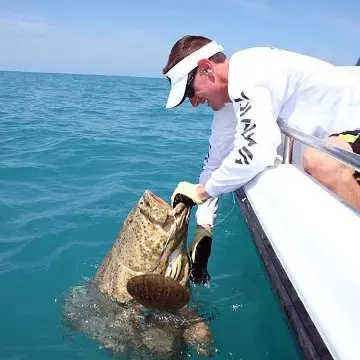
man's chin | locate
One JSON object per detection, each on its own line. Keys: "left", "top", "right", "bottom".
{"left": 212, "top": 104, "right": 224, "bottom": 111}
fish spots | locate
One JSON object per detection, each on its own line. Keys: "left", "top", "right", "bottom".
{"left": 92, "top": 191, "right": 191, "bottom": 302}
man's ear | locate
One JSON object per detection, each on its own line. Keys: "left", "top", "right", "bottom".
{"left": 197, "top": 59, "right": 213, "bottom": 77}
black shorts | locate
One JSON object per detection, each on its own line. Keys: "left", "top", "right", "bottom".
{"left": 329, "top": 130, "right": 360, "bottom": 184}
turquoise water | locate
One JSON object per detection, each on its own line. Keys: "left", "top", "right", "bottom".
{"left": 0, "top": 71, "right": 302, "bottom": 360}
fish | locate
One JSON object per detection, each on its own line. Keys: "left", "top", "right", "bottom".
{"left": 63, "top": 190, "right": 212, "bottom": 359}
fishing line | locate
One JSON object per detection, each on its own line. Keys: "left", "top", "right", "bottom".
{"left": 213, "top": 192, "right": 236, "bottom": 228}
{"left": 160, "top": 193, "right": 236, "bottom": 268}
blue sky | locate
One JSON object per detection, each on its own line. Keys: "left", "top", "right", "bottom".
{"left": 0, "top": 0, "right": 359, "bottom": 77}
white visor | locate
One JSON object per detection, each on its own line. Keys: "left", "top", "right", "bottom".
{"left": 165, "top": 41, "right": 224, "bottom": 108}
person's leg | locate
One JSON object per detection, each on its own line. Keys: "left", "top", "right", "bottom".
{"left": 303, "top": 132, "right": 360, "bottom": 211}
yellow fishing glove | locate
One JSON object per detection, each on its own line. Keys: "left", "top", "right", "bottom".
{"left": 171, "top": 181, "right": 204, "bottom": 208}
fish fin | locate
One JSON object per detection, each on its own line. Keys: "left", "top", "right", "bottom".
{"left": 126, "top": 274, "right": 189, "bottom": 311}
{"left": 165, "top": 249, "right": 183, "bottom": 281}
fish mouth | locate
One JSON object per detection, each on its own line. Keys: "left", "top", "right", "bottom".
{"left": 126, "top": 274, "right": 189, "bottom": 311}
{"left": 147, "top": 191, "right": 171, "bottom": 208}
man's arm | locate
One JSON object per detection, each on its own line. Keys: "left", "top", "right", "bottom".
{"left": 196, "top": 103, "right": 237, "bottom": 226}
{"left": 204, "top": 89, "right": 282, "bottom": 198}
{"left": 192, "top": 105, "right": 237, "bottom": 284}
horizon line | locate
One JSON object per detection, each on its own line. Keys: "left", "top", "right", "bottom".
{"left": 0, "top": 69, "right": 164, "bottom": 79}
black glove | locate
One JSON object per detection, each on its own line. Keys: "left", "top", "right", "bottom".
{"left": 171, "top": 182, "right": 204, "bottom": 208}
{"left": 189, "top": 228, "right": 213, "bottom": 284}
{"left": 172, "top": 193, "right": 196, "bottom": 208}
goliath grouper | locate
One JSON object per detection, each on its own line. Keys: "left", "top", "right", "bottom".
{"left": 63, "top": 191, "right": 212, "bottom": 359}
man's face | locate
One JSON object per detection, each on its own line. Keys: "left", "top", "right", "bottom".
{"left": 189, "top": 63, "right": 227, "bottom": 111}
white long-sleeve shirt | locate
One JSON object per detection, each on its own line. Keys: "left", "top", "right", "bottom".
{"left": 195, "top": 47, "right": 360, "bottom": 227}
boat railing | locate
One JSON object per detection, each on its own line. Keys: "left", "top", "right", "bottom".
{"left": 278, "top": 122, "right": 360, "bottom": 173}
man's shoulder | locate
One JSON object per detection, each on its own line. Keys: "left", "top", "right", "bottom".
{"left": 231, "top": 46, "right": 275, "bottom": 54}
{"left": 230, "top": 47, "right": 280, "bottom": 61}
{"left": 229, "top": 47, "right": 329, "bottom": 65}
{"left": 227, "top": 47, "right": 287, "bottom": 97}
{"left": 228, "top": 47, "right": 286, "bottom": 77}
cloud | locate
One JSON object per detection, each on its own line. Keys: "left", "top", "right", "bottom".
{"left": 238, "top": 0, "right": 272, "bottom": 19}
{"left": 0, "top": 17, "right": 58, "bottom": 38}
{"left": 321, "top": 14, "right": 360, "bottom": 38}
{"left": 0, "top": 15, "right": 170, "bottom": 76}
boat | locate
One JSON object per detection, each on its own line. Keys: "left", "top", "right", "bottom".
{"left": 235, "top": 66, "right": 360, "bottom": 360}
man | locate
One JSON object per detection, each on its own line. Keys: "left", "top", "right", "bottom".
{"left": 163, "top": 35, "right": 360, "bottom": 284}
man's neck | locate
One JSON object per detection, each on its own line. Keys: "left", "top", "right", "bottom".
{"left": 216, "top": 60, "right": 230, "bottom": 103}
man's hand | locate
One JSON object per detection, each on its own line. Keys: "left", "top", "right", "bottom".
{"left": 171, "top": 182, "right": 209, "bottom": 208}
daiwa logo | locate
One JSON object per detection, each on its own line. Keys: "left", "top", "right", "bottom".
{"left": 234, "top": 92, "right": 257, "bottom": 165}
{"left": 234, "top": 91, "right": 250, "bottom": 102}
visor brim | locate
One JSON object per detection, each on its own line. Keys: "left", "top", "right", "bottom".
{"left": 165, "top": 76, "right": 188, "bottom": 109}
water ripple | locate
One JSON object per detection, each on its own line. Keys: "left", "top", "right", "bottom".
{"left": 0, "top": 71, "right": 302, "bottom": 360}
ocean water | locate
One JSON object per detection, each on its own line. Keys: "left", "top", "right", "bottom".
{"left": 0, "top": 71, "right": 302, "bottom": 360}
